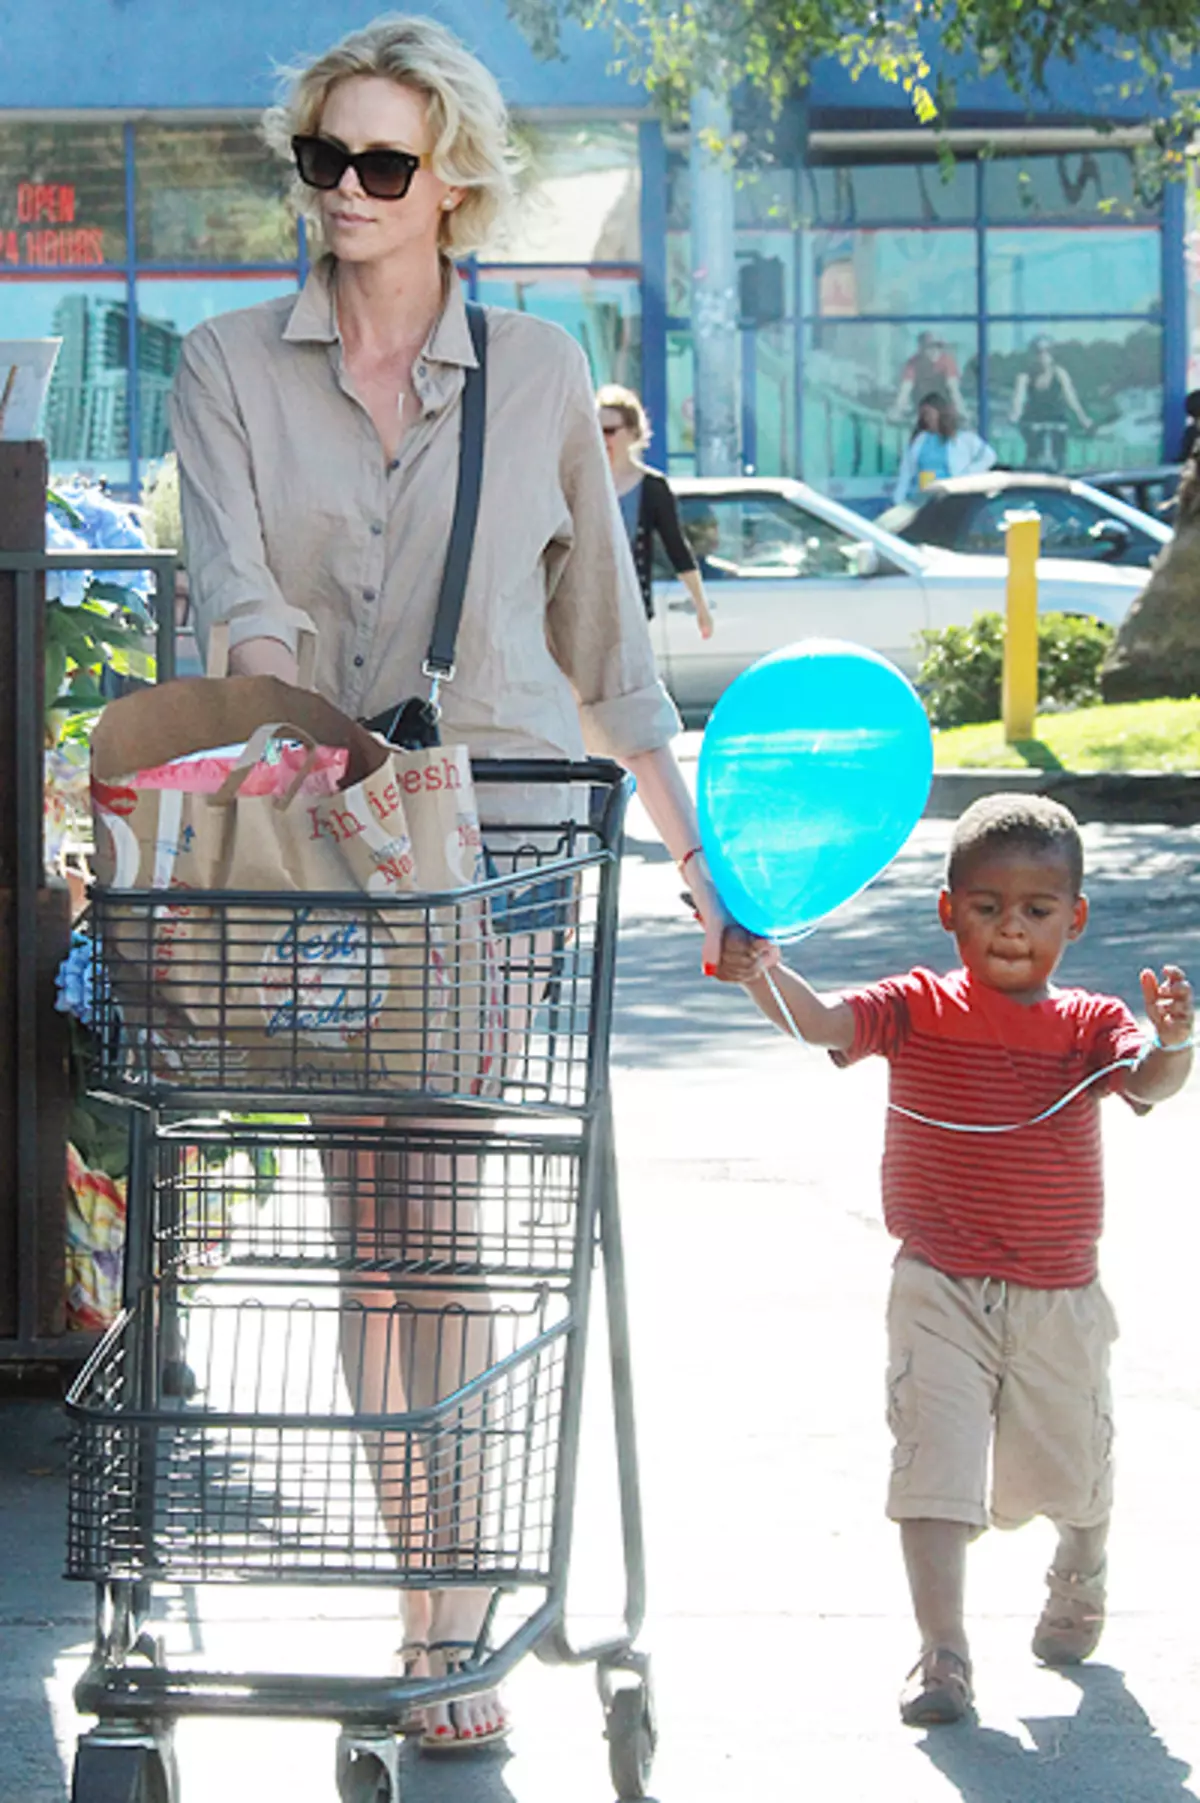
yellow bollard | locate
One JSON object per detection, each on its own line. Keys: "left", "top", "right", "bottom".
{"left": 1002, "top": 512, "right": 1040, "bottom": 743}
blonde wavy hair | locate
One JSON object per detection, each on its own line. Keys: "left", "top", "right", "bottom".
{"left": 596, "top": 384, "right": 650, "bottom": 449}
{"left": 262, "top": 13, "right": 517, "bottom": 257}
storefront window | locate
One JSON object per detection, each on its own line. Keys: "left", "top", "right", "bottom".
{"left": 0, "top": 122, "right": 126, "bottom": 267}
{"left": 986, "top": 228, "right": 1160, "bottom": 316}
{"left": 1186, "top": 160, "right": 1200, "bottom": 392}
{"left": 666, "top": 329, "right": 695, "bottom": 472}
{"left": 0, "top": 278, "right": 131, "bottom": 485}
{"left": 745, "top": 318, "right": 794, "bottom": 475}
{"left": 662, "top": 319, "right": 794, "bottom": 481}
{"left": 474, "top": 268, "right": 641, "bottom": 388}
{"left": 802, "top": 321, "right": 980, "bottom": 498}
{"left": 986, "top": 321, "right": 1163, "bottom": 473}
{"left": 498, "top": 122, "right": 640, "bottom": 262}
{"left": 802, "top": 229, "right": 977, "bottom": 317}
{"left": 735, "top": 166, "right": 798, "bottom": 229}
{"left": 135, "top": 276, "right": 299, "bottom": 462}
{"left": 984, "top": 150, "right": 1160, "bottom": 222}
{"left": 802, "top": 160, "right": 976, "bottom": 225}
{"left": 134, "top": 124, "right": 296, "bottom": 265}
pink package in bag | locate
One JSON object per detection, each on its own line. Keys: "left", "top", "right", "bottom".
{"left": 131, "top": 738, "right": 349, "bottom": 799}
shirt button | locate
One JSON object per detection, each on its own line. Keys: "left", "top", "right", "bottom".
{"left": 353, "top": 655, "right": 365, "bottom": 668}
{"left": 363, "top": 588, "right": 376, "bottom": 601}
{"left": 370, "top": 522, "right": 383, "bottom": 536}
{"left": 416, "top": 361, "right": 427, "bottom": 378}
{"left": 388, "top": 459, "right": 400, "bottom": 473}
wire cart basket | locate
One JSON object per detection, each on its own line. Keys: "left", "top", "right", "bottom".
{"left": 65, "top": 760, "right": 657, "bottom": 1803}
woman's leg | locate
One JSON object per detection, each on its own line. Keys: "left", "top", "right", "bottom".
{"left": 324, "top": 1125, "right": 506, "bottom": 1743}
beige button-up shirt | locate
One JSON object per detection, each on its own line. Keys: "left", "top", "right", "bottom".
{"left": 170, "top": 257, "right": 679, "bottom": 772}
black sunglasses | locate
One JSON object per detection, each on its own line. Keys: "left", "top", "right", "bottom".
{"left": 292, "top": 134, "right": 426, "bottom": 201}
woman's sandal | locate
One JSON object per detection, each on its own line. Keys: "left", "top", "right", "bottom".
{"left": 1032, "top": 1562, "right": 1107, "bottom": 1666}
{"left": 899, "top": 1646, "right": 974, "bottom": 1726}
{"left": 419, "top": 1639, "right": 510, "bottom": 1754}
{"left": 391, "top": 1640, "right": 430, "bottom": 1737}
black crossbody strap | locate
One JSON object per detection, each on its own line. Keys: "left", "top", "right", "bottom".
{"left": 423, "top": 299, "right": 488, "bottom": 683}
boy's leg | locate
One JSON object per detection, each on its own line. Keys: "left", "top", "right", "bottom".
{"left": 1032, "top": 1517, "right": 1109, "bottom": 1665}
{"left": 989, "top": 1280, "right": 1117, "bottom": 1666}
{"left": 899, "top": 1520, "right": 974, "bottom": 1723}
{"left": 887, "top": 1261, "right": 1002, "bottom": 1722}
{"left": 901, "top": 1519, "right": 972, "bottom": 1665}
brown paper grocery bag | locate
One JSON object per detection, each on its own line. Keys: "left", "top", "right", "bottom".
{"left": 386, "top": 745, "right": 504, "bottom": 1097}
{"left": 88, "top": 677, "right": 496, "bottom": 1097}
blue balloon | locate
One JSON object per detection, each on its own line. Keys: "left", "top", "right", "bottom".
{"left": 697, "top": 639, "right": 933, "bottom": 940}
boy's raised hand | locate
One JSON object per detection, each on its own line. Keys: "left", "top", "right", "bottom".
{"left": 1139, "top": 964, "right": 1194, "bottom": 1048}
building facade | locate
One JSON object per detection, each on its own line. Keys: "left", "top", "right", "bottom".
{"left": 0, "top": 0, "right": 1190, "bottom": 504}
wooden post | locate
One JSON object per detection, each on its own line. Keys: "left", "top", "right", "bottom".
{"left": 1003, "top": 512, "right": 1041, "bottom": 744}
{"left": 0, "top": 441, "right": 71, "bottom": 1349}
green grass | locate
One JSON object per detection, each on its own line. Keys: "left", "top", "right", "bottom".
{"left": 934, "top": 698, "right": 1200, "bottom": 772}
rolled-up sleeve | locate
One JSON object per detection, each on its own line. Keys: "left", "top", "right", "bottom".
{"left": 543, "top": 349, "right": 679, "bottom": 758}
{"left": 170, "top": 325, "right": 315, "bottom": 661}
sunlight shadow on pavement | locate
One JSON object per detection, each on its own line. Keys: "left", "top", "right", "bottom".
{"left": 918, "top": 1664, "right": 1194, "bottom": 1803}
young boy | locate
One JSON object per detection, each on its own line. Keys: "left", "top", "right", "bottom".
{"left": 738, "top": 795, "right": 1193, "bottom": 1724}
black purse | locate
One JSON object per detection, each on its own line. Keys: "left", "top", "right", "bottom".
{"left": 361, "top": 300, "right": 488, "bottom": 749}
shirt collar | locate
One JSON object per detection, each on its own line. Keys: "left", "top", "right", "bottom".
{"left": 282, "top": 254, "right": 478, "bottom": 369}
{"left": 282, "top": 255, "right": 339, "bottom": 344}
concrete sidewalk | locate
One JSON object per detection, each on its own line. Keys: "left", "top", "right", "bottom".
{"left": 4, "top": 811, "right": 1200, "bottom": 1801}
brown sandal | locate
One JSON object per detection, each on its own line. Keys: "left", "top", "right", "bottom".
{"left": 1032, "top": 1562, "right": 1106, "bottom": 1666}
{"left": 900, "top": 1646, "right": 974, "bottom": 1726}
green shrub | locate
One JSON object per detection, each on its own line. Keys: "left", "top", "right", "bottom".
{"left": 916, "top": 611, "right": 1115, "bottom": 728}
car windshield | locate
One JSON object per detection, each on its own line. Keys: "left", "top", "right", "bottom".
{"left": 674, "top": 493, "right": 867, "bottom": 579}
{"left": 875, "top": 501, "right": 919, "bottom": 536}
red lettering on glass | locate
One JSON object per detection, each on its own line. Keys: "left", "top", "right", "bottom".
{"left": 15, "top": 182, "right": 81, "bottom": 226}
{"left": 21, "top": 228, "right": 104, "bottom": 267}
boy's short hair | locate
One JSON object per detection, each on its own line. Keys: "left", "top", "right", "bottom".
{"left": 946, "top": 793, "right": 1084, "bottom": 894}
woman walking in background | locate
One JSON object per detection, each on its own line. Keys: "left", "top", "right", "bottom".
{"left": 597, "top": 384, "right": 713, "bottom": 638}
{"left": 893, "top": 393, "right": 996, "bottom": 505}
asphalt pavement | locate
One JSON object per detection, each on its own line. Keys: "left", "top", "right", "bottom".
{"left": 3, "top": 764, "right": 1200, "bottom": 1802}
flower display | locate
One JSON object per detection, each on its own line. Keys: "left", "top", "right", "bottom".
{"left": 56, "top": 930, "right": 97, "bottom": 1029}
{"left": 65, "top": 1144, "right": 126, "bottom": 1332}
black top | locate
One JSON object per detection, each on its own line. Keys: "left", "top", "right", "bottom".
{"left": 628, "top": 466, "right": 698, "bottom": 618}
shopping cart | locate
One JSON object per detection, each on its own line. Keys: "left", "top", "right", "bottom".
{"left": 65, "top": 759, "right": 656, "bottom": 1803}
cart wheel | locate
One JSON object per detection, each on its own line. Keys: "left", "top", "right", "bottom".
{"left": 606, "top": 1684, "right": 656, "bottom": 1801}
{"left": 336, "top": 1750, "right": 394, "bottom": 1803}
{"left": 71, "top": 1739, "right": 171, "bottom": 1803}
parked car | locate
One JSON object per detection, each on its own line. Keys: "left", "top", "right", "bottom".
{"left": 876, "top": 473, "right": 1170, "bottom": 570}
{"left": 1082, "top": 464, "right": 1182, "bottom": 521}
{"left": 651, "top": 477, "right": 1148, "bottom": 719}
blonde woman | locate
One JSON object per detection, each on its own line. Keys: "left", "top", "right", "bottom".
{"left": 597, "top": 383, "right": 713, "bottom": 637}
{"left": 170, "top": 12, "right": 767, "bottom": 1753}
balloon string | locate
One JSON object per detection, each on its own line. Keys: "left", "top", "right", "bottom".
{"left": 761, "top": 966, "right": 1147, "bottom": 1135}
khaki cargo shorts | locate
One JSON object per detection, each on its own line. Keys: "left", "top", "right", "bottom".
{"left": 885, "top": 1255, "right": 1118, "bottom": 1532}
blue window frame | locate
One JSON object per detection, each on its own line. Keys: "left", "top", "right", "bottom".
{"left": 663, "top": 144, "right": 1171, "bottom": 494}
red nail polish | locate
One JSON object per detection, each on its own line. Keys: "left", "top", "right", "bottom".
{"left": 703, "top": 960, "right": 717, "bottom": 977}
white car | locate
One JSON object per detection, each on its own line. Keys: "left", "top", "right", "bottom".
{"left": 651, "top": 477, "right": 1148, "bottom": 719}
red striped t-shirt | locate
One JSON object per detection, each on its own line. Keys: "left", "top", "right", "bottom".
{"left": 835, "top": 968, "right": 1146, "bottom": 1287}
